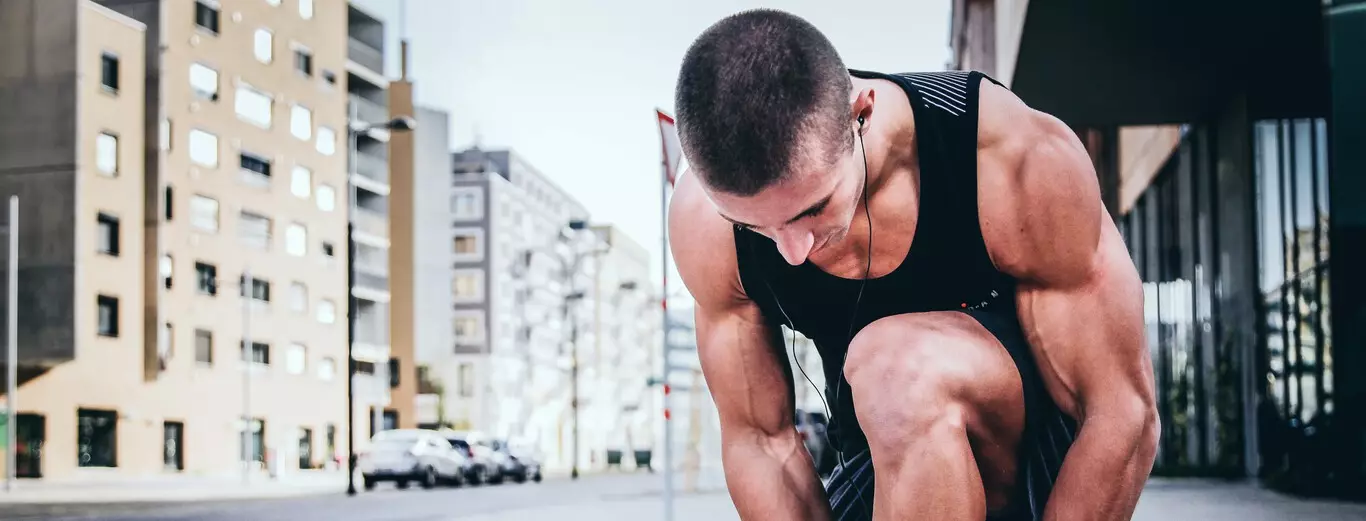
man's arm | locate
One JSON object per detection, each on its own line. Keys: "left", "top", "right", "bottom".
{"left": 669, "top": 172, "right": 830, "bottom": 520}
{"left": 978, "top": 83, "right": 1160, "bottom": 520}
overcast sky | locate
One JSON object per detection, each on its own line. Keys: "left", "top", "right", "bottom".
{"left": 353, "top": 0, "right": 952, "bottom": 298}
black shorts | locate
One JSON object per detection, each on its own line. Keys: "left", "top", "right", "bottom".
{"left": 824, "top": 309, "right": 1079, "bottom": 521}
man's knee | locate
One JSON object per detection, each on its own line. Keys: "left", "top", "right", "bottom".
{"left": 844, "top": 314, "right": 975, "bottom": 446}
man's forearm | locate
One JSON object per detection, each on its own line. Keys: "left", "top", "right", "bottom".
{"left": 722, "top": 434, "right": 831, "bottom": 520}
{"left": 1044, "top": 411, "right": 1159, "bottom": 520}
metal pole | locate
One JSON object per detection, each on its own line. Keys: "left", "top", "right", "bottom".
{"left": 374, "top": 361, "right": 385, "bottom": 435}
{"left": 242, "top": 266, "right": 251, "bottom": 485}
{"left": 6, "top": 196, "right": 18, "bottom": 492}
{"left": 346, "top": 127, "right": 360, "bottom": 496}
{"left": 570, "top": 294, "right": 580, "bottom": 480}
{"left": 660, "top": 164, "right": 674, "bottom": 521}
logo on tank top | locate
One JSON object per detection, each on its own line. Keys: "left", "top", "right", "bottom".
{"left": 960, "top": 289, "right": 1001, "bottom": 311}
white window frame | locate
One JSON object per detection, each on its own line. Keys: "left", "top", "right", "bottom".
{"left": 317, "top": 299, "right": 336, "bottom": 324}
{"left": 285, "top": 343, "right": 306, "bottom": 375}
{"left": 253, "top": 28, "right": 273, "bottom": 64}
{"left": 315, "top": 184, "right": 336, "bottom": 212}
{"left": 189, "top": 62, "right": 219, "bottom": 100}
{"left": 450, "top": 187, "right": 484, "bottom": 220}
{"left": 452, "top": 310, "right": 486, "bottom": 344}
{"left": 451, "top": 227, "right": 485, "bottom": 263}
{"left": 96, "top": 132, "right": 118, "bottom": 176}
{"left": 288, "top": 282, "right": 308, "bottom": 314}
{"left": 285, "top": 222, "right": 307, "bottom": 257}
{"left": 315, "top": 126, "right": 335, "bottom": 155}
{"left": 159, "top": 119, "right": 172, "bottom": 151}
{"left": 189, "top": 195, "right": 219, "bottom": 233}
{"left": 238, "top": 211, "right": 272, "bottom": 250}
{"left": 299, "top": 0, "right": 313, "bottom": 19}
{"left": 290, "top": 104, "right": 312, "bottom": 141}
{"left": 318, "top": 357, "right": 336, "bottom": 381}
{"left": 234, "top": 84, "right": 273, "bottom": 128}
{"left": 291, "top": 165, "right": 312, "bottom": 198}
{"left": 451, "top": 269, "right": 485, "bottom": 304}
{"left": 188, "top": 129, "right": 219, "bottom": 168}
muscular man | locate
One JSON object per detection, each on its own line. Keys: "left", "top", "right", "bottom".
{"left": 667, "top": 10, "right": 1159, "bottom": 520}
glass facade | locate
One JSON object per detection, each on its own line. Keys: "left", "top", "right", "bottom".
{"left": 1118, "top": 118, "right": 1334, "bottom": 479}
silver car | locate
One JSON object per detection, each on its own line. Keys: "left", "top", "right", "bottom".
{"left": 359, "top": 429, "right": 466, "bottom": 490}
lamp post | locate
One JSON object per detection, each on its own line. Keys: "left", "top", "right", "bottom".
{"left": 346, "top": 115, "right": 415, "bottom": 497}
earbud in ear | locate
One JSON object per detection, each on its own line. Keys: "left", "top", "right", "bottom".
{"left": 857, "top": 115, "right": 865, "bottom": 127}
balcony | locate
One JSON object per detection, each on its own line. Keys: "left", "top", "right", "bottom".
{"left": 352, "top": 208, "right": 388, "bottom": 239}
{"left": 353, "top": 148, "right": 389, "bottom": 184}
{"left": 349, "top": 95, "right": 389, "bottom": 127}
{"left": 347, "top": 37, "right": 384, "bottom": 75}
{"left": 355, "top": 271, "right": 389, "bottom": 293}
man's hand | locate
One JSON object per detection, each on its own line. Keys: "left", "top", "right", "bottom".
{"left": 978, "top": 80, "right": 1161, "bottom": 520}
{"left": 669, "top": 171, "right": 831, "bottom": 520}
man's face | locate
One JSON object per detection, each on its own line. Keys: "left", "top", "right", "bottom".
{"left": 703, "top": 132, "right": 864, "bottom": 266}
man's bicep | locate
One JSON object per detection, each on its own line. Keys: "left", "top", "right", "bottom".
{"left": 695, "top": 301, "right": 795, "bottom": 437}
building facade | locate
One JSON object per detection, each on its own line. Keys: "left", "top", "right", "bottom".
{"left": 951, "top": 0, "right": 1366, "bottom": 498}
{"left": 0, "top": 0, "right": 352, "bottom": 478}
{"left": 408, "top": 105, "right": 454, "bottom": 429}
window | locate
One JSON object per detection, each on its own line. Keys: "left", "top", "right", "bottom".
{"left": 322, "top": 70, "right": 337, "bottom": 86}
{"left": 77, "top": 409, "right": 118, "bottom": 468}
{"left": 317, "top": 299, "right": 336, "bottom": 324}
{"left": 388, "top": 358, "right": 400, "bottom": 389}
{"left": 291, "top": 105, "right": 312, "bottom": 140}
{"left": 195, "top": 262, "right": 218, "bottom": 295}
{"left": 458, "top": 363, "right": 474, "bottom": 397}
{"left": 160, "top": 255, "right": 173, "bottom": 289}
{"left": 315, "top": 127, "right": 335, "bottom": 155}
{"left": 451, "top": 190, "right": 482, "bottom": 219}
{"left": 97, "top": 213, "right": 119, "bottom": 256}
{"left": 454, "top": 315, "right": 482, "bottom": 342}
{"left": 96, "top": 132, "right": 118, "bottom": 176}
{"left": 195, "top": 329, "right": 213, "bottom": 365}
{"left": 297, "top": 427, "right": 313, "bottom": 469}
{"left": 318, "top": 357, "right": 336, "bottom": 381}
{"left": 194, "top": 0, "right": 220, "bottom": 34}
{"left": 100, "top": 53, "right": 119, "bottom": 92}
{"left": 453, "top": 233, "right": 478, "bottom": 255}
{"left": 241, "top": 341, "right": 270, "bottom": 365}
{"left": 286, "top": 223, "right": 307, "bottom": 256}
{"left": 97, "top": 295, "right": 119, "bottom": 337}
{"left": 299, "top": 0, "right": 313, "bottom": 19}
{"left": 452, "top": 272, "right": 482, "bottom": 301}
{"left": 164, "top": 185, "right": 174, "bottom": 221}
{"left": 322, "top": 242, "right": 335, "bottom": 258}
{"left": 293, "top": 47, "right": 313, "bottom": 76}
{"left": 240, "top": 275, "right": 271, "bottom": 303}
{"left": 266, "top": 0, "right": 280, "bottom": 6}
{"left": 285, "top": 344, "right": 306, "bottom": 375}
{"left": 239, "top": 212, "right": 272, "bottom": 250}
{"left": 288, "top": 282, "right": 307, "bottom": 313}
{"left": 189, "top": 63, "right": 219, "bottom": 100}
{"left": 188, "top": 129, "right": 218, "bottom": 167}
{"left": 190, "top": 195, "right": 219, "bottom": 232}
{"left": 243, "top": 419, "right": 265, "bottom": 463}
{"left": 235, "top": 85, "right": 272, "bottom": 128}
{"left": 291, "top": 166, "right": 311, "bottom": 198}
{"left": 316, "top": 184, "right": 336, "bottom": 211}
{"left": 253, "top": 29, "right": 273, "bottom": 63}
{"left": 239, "top": 151, "right": 272, "bottom": 186}
{"left": 158, "top": 323, "right": 173, "bottom": 372}
{"left": 160, "top": 119, "right": 172, "bottom": 151}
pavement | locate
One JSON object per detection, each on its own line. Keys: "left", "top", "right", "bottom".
{"left": 0, "top": 471, "right": 1364, "bottom": 520}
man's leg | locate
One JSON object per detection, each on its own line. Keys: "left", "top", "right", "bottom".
{"left": 843, "top": 311, "right": 1027, "bottom": 520}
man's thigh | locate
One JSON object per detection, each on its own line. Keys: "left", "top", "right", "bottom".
{"left": 843, "top": 311, "right": 1027, "bottom": 507}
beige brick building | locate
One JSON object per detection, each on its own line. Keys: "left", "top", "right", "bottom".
{"left": 0, "top": 0, "right": 363, "bottom": 479}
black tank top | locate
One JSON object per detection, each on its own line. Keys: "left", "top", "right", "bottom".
{"left": 733, "top": 69, "right": 1016, "bottom": 451}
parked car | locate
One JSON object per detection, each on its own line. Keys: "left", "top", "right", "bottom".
{"left": 358, "top": 429, "right": 465, "bottom": 490}
{"left": 489, "top": 439, "right": 541, "bottom": 483}
{"left": 443, "top": 430, "right": 499, "bottom": 485}
{"left": 508, "top": 444, "right": 544, "bottom": 483}
{"left": 795, "top": 409, "right": 834, "bottom": 477}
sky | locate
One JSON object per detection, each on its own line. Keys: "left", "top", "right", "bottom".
{"left": 353, "top": 0, "right": 952, "bottom": 299}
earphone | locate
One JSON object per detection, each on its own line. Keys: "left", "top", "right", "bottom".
{"left": 760, "top": 117, "right": 873, "bottom": 515}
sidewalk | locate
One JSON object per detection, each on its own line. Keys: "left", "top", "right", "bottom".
{"left": 0, "top": 469, "right": 346, "bottom": 504}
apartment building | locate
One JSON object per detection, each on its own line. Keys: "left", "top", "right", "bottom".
{"left": 407, "top": 105, "right": 453, "bottom": 429}
{"left": 0, "top": 0, "right": 350, "bottom": 479}
{"left": 344, "top": 2, "right": 396, "bottom": 437}
{"left": 951, "top": 0, "right": 1366, "bottom": 498}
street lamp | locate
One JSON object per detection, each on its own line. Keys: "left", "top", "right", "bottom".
{"left": 346, "top": 116, "right": 415, "bottom": 497}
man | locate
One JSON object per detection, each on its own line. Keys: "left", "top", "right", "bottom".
{"left": 667, "top": 9, "right": 1159, "bottom": 521}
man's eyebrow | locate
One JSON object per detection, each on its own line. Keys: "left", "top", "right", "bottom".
{"left": 717, "top": 194, "right": 832, "bottom": 229}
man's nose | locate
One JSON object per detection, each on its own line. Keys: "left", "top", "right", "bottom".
{"left": 774, "top": 229, "right": 814, "bottom": 266}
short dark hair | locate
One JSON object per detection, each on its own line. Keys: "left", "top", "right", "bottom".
{"left": 675, "top": 9, "right": 853, "bottom": 197}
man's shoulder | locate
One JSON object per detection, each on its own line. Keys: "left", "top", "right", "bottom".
{"left": 667, "top": 171, "right": 748, "bottom": 306}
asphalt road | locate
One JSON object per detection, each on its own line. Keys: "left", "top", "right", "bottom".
{"left": 0, "top": 474, "right": 670, "bottom": 521}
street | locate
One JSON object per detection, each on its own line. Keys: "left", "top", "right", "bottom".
{"left": 2, "top": 473, "right": 1366, "bottom": 521}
